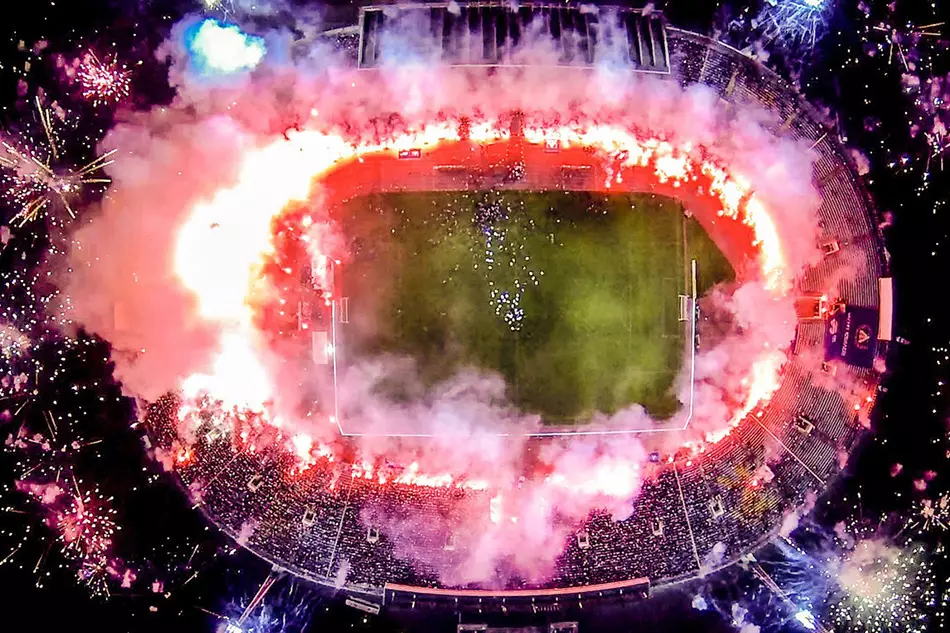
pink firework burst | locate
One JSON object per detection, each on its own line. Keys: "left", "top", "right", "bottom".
{"left": 57, "top": 487, "right": 118, "bottom": 563}
{"left": 17, "top": 479, "right": 123, "bottom": 596}
{"left": 76, "top": 52, "right": 131, "bottom": 107}
{"left": 57, "top": 486, "right": 121, "bottom": 596}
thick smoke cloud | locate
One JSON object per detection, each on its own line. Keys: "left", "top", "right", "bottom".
{"left": 58, "top": 8, "right": 830, "bottom": 584}
{"left": 65, "top": 114, "right": 251, "bottom": 401}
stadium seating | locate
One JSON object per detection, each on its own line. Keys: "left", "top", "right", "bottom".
{"left": 146, "top": 23, "right": 886, "bottom": 600}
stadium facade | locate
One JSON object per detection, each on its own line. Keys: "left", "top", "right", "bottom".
{"left": 147, "top": 4, "right": 892, "bottom": 615}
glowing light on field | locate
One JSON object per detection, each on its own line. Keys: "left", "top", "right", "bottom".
{"left": 176, "top": 447, "right": 193, "bottom": 465}
{"left": 175, "top": 131, "right": 357, "bottom": 323}
{"left": 743, "top": 352, "right": 785, "bottom": 410}
{"left": 394, "top": 462, "right": 489, "bottom": 490}
{"left": 186, "top": 19, "right": 266, "bottom": 75}
{"left": 699, "top": 350, "right": 785, "bottom": 448}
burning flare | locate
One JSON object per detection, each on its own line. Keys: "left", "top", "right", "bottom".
{"left": 171, "top": 118, "right": 792, "bottom": 494}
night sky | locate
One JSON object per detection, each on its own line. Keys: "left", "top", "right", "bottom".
{"left": 2, "top": 1, "right": 949, "bottom": 632}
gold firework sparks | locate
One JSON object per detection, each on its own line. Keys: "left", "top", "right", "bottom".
{"left": 872, "top": 21, "right": 946, "bottom": 70}
{"left": 0, "top": 97, "right": 116, "bottom": 226}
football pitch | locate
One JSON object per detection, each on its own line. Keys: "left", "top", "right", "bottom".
{"left": 338, "top": 191, "right": 734, "bottom": 423}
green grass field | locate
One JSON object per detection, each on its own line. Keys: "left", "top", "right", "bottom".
{"left": 339, "top": 191, "right": 734, "bottom": 422}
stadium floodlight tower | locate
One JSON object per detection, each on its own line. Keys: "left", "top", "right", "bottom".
{"left": 357, "top": 2, "right": 671, "bottom": 72}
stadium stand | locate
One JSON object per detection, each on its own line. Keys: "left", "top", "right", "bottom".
{"left": 147, "top": 5, "right": 888, "bottom": 604}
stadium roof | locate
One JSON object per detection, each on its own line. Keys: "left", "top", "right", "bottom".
{"left": 356, "top": 3, "right": 670, "bottom": 72}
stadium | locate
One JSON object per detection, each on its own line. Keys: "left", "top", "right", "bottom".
{"left": 144, "top": 3, "right": 892, "bottom": 619}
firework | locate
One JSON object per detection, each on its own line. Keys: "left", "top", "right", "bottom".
{"left": 755, "top": 0, "right": 831, "bottom": 50}
{"left": 201, "top": 0, "right": 230, "bottom": 12}
{"left": 76, "top": 52, "right": 131, "bottom": 107}
{"left": 59, "top": 487, "right": 115, "bottom": 547}
{"left": 925, "top": 132, "right": 948, "bottom": 176}
{"left": 828, "top": 537, "right": 935, "bottom": 633}
{"left": 0, "top": 323, "right": 31, "bottom": 360}
{"left": 753, "top": 517, "right": 946, "bottom": 633}
{"left": 908, "top": 493, "right": 950, "bottom": 533}
{"left": 57, "top": 486, "right": 119, "bottom": 597}
{"left": 0, "top": 97, "right": 115, "bottom": 225}
{"left": 870, "top": 19, "right": 945, "bottom": 70}
{"left": 15, "top": 477, "right": 122, "bottom": 597}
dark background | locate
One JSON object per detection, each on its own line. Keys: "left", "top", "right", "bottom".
{"left": 1, "top": 1, "right": 948, "bottom": 631}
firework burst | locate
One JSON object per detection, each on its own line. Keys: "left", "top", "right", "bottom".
{"left": 56, "top": 482, "right": 119, "bottom": 596}
{"left": 14, "top": 476, "right": 123, "bottom": 597}
{"left": 908, "top": 493, "right": 950, "bottom": 533}
{"left": 76, "top": 52, "right": 131, "bottom": 107}
{"left": 59, "top": 490, "right": 116, "bottom": 559}
{"left": 200, "top": 0, "right": 238, "bottom": 18}
{"left": 756, "top": 0, "right": 832, "bottom": 50}
{"left": 869, "top": 19, "right": 945, "bottom": 71}
{"left": 0, "top": 97, "right": 115, "bottom": 226}
{"left": 828, "top": 536, "right": 935, "bottom": 633}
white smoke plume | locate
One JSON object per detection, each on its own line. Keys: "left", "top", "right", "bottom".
{"left": 235, "top": 520, "right": 257, "bottom": 547}
{"left": 778, "top": 490, "right": 817, "bottom": 537}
